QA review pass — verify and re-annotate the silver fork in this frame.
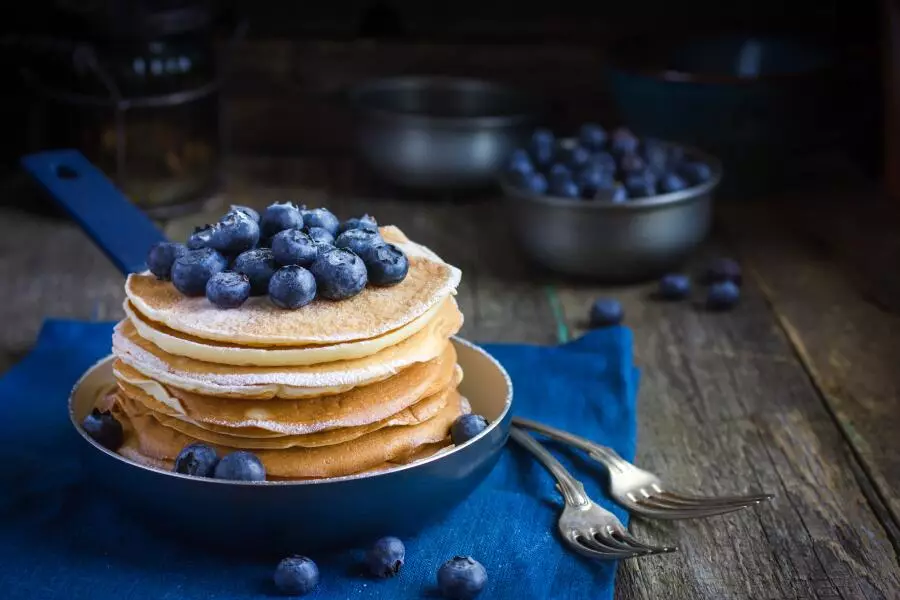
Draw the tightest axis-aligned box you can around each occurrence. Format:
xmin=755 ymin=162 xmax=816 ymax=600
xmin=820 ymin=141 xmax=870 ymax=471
xmin=513 ymin=417 xmax=773 ymax=520
xmin=509 ymin=427 xmax=677 ymax=560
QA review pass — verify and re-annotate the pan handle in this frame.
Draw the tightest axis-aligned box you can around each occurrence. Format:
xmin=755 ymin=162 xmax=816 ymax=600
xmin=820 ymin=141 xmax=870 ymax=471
xmin=20 ymin=149 xmax=167 ymax=276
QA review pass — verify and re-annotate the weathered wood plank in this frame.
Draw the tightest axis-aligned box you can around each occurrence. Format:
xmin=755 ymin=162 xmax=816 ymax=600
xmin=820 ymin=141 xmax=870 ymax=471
xmin=554 ymin=234 xmax=900 ymax=599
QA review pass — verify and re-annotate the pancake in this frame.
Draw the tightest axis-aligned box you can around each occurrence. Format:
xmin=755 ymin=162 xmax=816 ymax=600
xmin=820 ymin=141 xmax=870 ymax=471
xmin=112 ymin=344 xmax=461 ymax=436
xmin=111 ymin=390 xmax=467 ymax=479
xmin=125 ymin=226 xmax=461 ymax=347
xmin=113 ymin=299 xmax=463 ymax=399
xmin=115 ymin=384 xmax=453 ymax=449
xmin=123 ymin=295 xmax=447 ymax=367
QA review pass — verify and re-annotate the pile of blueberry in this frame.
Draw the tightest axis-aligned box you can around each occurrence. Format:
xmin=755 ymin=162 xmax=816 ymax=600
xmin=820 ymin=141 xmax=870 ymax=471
xmin=146 ymin=204 xmax=410 ymax=310
xmin=505 ymin=124 xmax=713 ymax=202
xmin=273 ymin=540 xmax=487 ymax=598
xmin=587 ymin=258 xmax=742 ymax=328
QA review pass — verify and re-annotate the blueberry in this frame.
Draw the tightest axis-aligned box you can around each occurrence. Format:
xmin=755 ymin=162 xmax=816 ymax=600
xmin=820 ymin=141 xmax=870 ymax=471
xmin=366 ymin=536 xmax=405 ymax=578
xmin=206 ymin=210 xmax=260 ymax=255
xmin=577 ymin=165 xmax=614 ymax=198
xmin=589 ymin=152 xmax=617 ymax=174
xmin=610 ymin=183 xmax=629 ymax=203
xmin=147 ymin=241 xmax=187 ymax=280
xmin=437 ymin=556 xmax=487 ymax=600
xmin=611 ymin=127 xmax=640 ymax=155
xmin=547 ymin=163 xmax=571 ymax=184
xmin=232 ymin=248 xmax=278 ymax=296
xmin=214 ymin=451 xmax=266 ymax=481
xmin=269 ymin=265 xmax=317 ymax=309
xmin=187 ymin=224 xmax=214 ymax=250
xmin=589 ymin=298 xmax=624 ymax=327
xmin=172 ymin=248 xmax=228 ymax=296
xmin=335 ymin=227 xmax=383 ymax=256
xmin=659 ymin=172 xmax=689 ymax=194
xmin=206 ymin=271 xmax=251 ymax=309
xmin=549 ymin=177 xmax=580 ymax=199
xmin=529 ymin=129 xmax=555 ymax=166
xmin=624 ymin=172 xmax=657 ymax=198
xmin=173 ymin=442 xmax=219 ymax=477
xmin=579 ymin=123 xmax=608 ymax=150
xmin=617 ymin=152 xmax=646 ymax=177
xmin=641 ymin=138 xmax=670 ymax=175
xmin=271 ymin=229 xmax=318 ymax=267
xmin=361 ymin=243 xmax=409 ymax=286
xmin=679 ymin=161 xmax=713 ymax=185
xmin=658 ymin=274 xmax=691 ymax=300
xmin=704 ymin=257 xmax=742 ymax=285
xmin=450 ymin=414 xmax=488 ymax=445
xmin=306 ymin=226 xmax=335 ymax=246
xmin=230 ymin=204 xmax=260 ymax=223
xmin=506 ymin=149 xmax=533 ymax=176
xmin=521 ymin=171 xmax=548 ymax=195
xmin=260 ymin=202 xmax=304 ymax=239
xmin=338 ymin=214 xmax=378 ymax=235
xmin=310 ymin=248 xmax=368 ymax=299
xmin=707 ymin=280 xmax=740 ymax=310
xmin=302 ymin=208 xmax=340 ymax=237
xmin=274 ymin=556 xmax=319 ymax=596
xmin=530 ymin=128 xmax=555 ymax=149
xmin=82 ymin=408 xmax=123 ymax=451
xmin=563 ymin=145 xmax=591 ymax=170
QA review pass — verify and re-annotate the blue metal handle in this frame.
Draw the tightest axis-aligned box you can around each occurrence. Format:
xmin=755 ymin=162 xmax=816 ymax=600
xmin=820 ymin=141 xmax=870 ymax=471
xmin=20 ymin=149 xmax=168 ymax=276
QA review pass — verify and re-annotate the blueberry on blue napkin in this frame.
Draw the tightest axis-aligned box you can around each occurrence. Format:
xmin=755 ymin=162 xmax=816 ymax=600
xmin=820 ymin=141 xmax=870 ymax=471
xmin=0 ymin=320 xmax=637 ymax=600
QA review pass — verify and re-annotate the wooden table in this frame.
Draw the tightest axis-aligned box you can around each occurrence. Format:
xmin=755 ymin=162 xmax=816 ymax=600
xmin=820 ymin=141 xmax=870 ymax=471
xmin=2 ymin=156 xmax=899 ymax=599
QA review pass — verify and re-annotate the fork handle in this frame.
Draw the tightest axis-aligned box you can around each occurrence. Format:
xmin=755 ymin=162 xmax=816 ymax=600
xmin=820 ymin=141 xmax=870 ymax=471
xmin=509 ymin=427 xmax=589 ymax=507
xmin=512 ymin=417 xmax=628 ymax=472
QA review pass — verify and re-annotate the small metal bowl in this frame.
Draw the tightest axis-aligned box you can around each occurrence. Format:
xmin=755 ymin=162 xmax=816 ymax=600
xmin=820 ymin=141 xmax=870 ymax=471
xmin=70 ymin=337 xmax=512 ymax=556
xmin=500 ymin=144 xmax=722 ymax=281
xmin=348 ymin=76 xmax=539 ymax=189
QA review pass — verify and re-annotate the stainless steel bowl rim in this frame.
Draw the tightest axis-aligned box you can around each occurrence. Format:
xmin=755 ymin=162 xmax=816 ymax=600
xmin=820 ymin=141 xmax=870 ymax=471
xmin=500 ymin=143 xmax=723 ymax=211
xmin=348 ymin=75 xmax=539 ymax=130
xmin=69 ymin=336 xmax=513 ymax=487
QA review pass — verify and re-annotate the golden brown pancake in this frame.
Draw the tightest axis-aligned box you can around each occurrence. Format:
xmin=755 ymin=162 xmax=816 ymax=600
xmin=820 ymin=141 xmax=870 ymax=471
xmin=125 ymin=226 xmax=461 ymax=347
xmin=112 ymin=300 xmax=463 ymax=399
xmin=111 ymin=344 xmax=460 ymax=436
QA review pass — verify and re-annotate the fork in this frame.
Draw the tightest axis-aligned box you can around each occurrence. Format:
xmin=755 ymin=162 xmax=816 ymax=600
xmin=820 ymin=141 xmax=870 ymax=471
xmin=513 ymin=417 xmax=773 ymax=519
xmin=509 ymin=427 xmax=677 ymax=560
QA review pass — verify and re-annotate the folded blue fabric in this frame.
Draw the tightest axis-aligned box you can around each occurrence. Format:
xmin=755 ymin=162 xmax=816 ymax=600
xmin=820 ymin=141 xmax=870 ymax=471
xmin=0 ymin=320 xmax=637 ymax=600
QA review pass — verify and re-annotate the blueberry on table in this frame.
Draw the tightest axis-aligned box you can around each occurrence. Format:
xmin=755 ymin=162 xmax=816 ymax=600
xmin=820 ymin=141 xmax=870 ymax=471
xmin=704 ymin=257 xmax=742 ymax=285
xmin=450 ymin=414 xmax=489 ymax=445
xmin=610 ymin=183 xmax=629 ymax=203
xmin=624 ymin=172 xmax=657 ymax=199
xmin=361 ymin=243 xmax=409 ymax=286
xmin=366 ymin=536 xmax=405 ymax=578
xmin=269 ymin=265 xmax=317 ymax=309
xmin=589 ymin=298 xmax=624 ymax=328
xmin=437 ymin=556 xmax=487 ymax=599
xmin=271 ymin=229 xmax=318 ymax=267
xmin=232 ymin=248 xmax=278 ymax=296
xmin=658 ymin=274 xmax=691 ymax=300
xmin=338 ymin=214 xmax=378 ymax=234
xmin=306 ymin=226 xmax=335 ymax=247
xmin=610 ymin=127 xmax=640 ymax=156
xmin=549 ymin=177 xmax=580 ymax=199
xmin=147 ymin=241 xmax=186 ymax=280
xmin=706 ymin=280 xmax=740 ymax=310
xmin=506 ymin=149 xmax=533 ymax=175
xmin=659 ymin=172 xmax=689 ymax=194
xmin=82 ymin=409 xmax=124 ymax=451
xmin=173 ymin=443 xmax=219 ymax=477
xmin=579 ymin=123 xmax=608 ymax=150
xmin=206 ymin=271 xmax=251 ymax=309
xmin=172 ymin=248 xmax=228 ymax=296
xmin=302 ymin=207 xmax=340 ymax=237
xmin=214 ymin=451 xmax=266 ymax=481
xmin=206 ymin=209 xmax=260 ymax=255
xmin=678 ymin=161 xmax=713 ymax=185
xmin=260 ymin=202 xmax=304 ymax=239
xmin=230 ymin=204 xmax=260 ymax=223
xmin=335 ymin=227 xmax=383 ymax=256
xmin=274 ymin=556 xmax=319 ymax=596
xmin=520 ymin=171 xmax=548 ymax=195
xmin=186 ymin=224 xmax=214 ymax=250
xmin=311 ymin=247 xmax=368 ymax=299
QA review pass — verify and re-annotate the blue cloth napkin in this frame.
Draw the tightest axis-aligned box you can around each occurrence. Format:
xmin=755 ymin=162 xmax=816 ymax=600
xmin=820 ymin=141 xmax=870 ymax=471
xmin=0 ymin=320 xmax=637 ymax=600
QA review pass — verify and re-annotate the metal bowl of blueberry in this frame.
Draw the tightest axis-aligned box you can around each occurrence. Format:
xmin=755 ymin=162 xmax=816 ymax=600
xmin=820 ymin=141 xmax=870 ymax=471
xmin=499 ymin=124 xmax=722 ymax=281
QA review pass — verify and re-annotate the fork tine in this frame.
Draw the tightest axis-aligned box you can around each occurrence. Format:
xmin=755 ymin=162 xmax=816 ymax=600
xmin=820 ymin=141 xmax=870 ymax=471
xmin=634 ymin=498 xmax=757 ymax=519
xmin=609 ymin=530 xmax=678 ymax=555
xmin=660 ymin=491 xmax=774 ymax=506
xmin=644 ymin=494 xmax=764 ymax=511
xmin=592 ymin=530 xmax=650 ymax=554
xmin=574 ymin=534 xmax=642 ymax=559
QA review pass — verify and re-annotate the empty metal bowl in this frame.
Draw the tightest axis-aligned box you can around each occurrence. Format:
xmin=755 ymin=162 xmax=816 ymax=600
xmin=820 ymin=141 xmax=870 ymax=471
xmin=348 ymin=76 xmax=539 ymax=189
xmin=500 ymin=143 xmax=722 ymax=281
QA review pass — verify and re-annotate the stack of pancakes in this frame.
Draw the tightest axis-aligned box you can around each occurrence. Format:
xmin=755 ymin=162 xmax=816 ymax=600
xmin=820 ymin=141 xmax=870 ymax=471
xmin=106 ymin=226 xmax=466 ymax=480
